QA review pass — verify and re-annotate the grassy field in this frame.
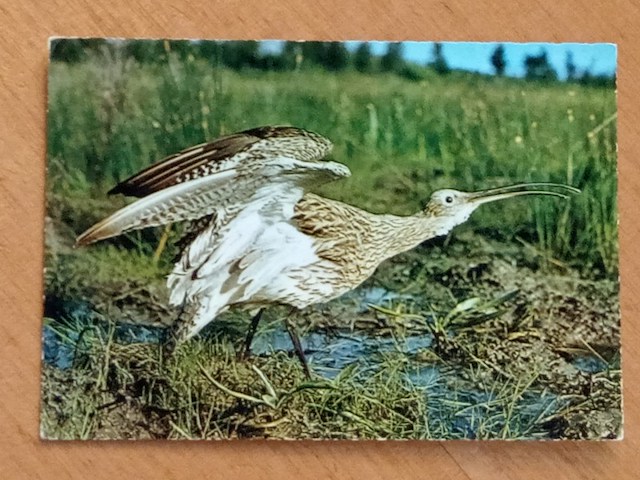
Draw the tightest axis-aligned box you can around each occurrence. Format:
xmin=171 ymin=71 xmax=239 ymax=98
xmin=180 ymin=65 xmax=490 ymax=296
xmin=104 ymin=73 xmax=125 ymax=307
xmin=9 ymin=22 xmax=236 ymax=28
xmin=47 ymin=52 xmax=617 ymax=274
xmin=42 ymin=51 xmax=620 ymax=440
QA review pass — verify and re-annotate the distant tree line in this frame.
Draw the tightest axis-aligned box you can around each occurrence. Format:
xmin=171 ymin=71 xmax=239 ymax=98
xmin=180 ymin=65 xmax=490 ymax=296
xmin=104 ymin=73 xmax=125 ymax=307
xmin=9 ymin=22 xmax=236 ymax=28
xmin=489 ymin=44 xmax=615 ymax=87
xmin=49 ymin=39 xmax=615 ymax=87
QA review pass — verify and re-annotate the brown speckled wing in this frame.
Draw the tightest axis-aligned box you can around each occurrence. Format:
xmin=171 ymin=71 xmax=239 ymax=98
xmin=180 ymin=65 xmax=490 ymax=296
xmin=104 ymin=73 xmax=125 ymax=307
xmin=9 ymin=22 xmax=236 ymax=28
xmin=108 ymin=126 xmax=333 ymax=197
xmin=75 ymin=126 xmax=345 ymax=246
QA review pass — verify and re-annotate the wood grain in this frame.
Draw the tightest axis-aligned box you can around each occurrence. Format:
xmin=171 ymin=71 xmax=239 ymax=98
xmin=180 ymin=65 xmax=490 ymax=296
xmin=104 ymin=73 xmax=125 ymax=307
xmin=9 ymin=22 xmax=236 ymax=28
xmin=1 ymin=1 xmax=638 ymax=478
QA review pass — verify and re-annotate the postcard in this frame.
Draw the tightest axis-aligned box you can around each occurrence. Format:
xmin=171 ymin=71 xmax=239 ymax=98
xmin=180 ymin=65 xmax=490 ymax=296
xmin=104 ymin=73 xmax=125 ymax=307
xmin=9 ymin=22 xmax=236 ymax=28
xmin=42 ymin=38 xmax=620 ymax=440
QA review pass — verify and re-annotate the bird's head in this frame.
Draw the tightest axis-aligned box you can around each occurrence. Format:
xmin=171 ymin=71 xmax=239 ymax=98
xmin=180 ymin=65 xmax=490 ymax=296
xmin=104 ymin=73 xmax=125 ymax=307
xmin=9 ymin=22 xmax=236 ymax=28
xmin=423 ymin=183 xmax=580 ymax=236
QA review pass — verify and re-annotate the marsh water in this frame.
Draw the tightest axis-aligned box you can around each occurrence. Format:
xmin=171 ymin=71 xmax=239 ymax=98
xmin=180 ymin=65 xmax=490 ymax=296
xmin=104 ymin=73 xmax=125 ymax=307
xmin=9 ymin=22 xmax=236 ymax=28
xmin=43 ymin=278 xmax=614 ymax=440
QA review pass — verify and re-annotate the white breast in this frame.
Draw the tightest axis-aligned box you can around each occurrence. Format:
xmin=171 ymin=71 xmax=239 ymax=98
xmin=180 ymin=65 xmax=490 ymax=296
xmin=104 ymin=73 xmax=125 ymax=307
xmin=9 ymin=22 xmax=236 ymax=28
xmin=167 ymin=203 xmax=337 ymax=339
xmin=243 ymin=222 xmax=338 ymax=307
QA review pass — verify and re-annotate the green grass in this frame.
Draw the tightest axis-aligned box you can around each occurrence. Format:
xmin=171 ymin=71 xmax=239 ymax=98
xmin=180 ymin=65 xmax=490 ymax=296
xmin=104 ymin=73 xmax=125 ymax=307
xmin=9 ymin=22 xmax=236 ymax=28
xmin=41 ymin=315 xmax=567 ymax=440
xmin=42 ymin=51 xmax=621 ymax=440
xmin=41 ymin=235 xmax=621 ymax=440
xmin=47 ymin=52 xmax=618 ymax=276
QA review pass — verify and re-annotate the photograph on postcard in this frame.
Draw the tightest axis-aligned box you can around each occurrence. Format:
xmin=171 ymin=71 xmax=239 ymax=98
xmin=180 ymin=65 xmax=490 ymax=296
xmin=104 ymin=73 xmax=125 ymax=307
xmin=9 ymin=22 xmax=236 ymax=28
xmin=42 ymin=38 xmax=620 ymax=440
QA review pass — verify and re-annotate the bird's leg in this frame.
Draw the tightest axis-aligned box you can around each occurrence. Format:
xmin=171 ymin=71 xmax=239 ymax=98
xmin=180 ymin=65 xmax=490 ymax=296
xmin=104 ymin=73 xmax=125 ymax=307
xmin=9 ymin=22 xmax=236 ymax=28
xmin=161 ymin=302 xmax=189 ymax=364
xmin=161 ymin=327 xmax=178 ymax=367
xmin=238 ymin=308 xmax=264 ymax=360
xmin=284 ymin=313 xmax=311 ymax=379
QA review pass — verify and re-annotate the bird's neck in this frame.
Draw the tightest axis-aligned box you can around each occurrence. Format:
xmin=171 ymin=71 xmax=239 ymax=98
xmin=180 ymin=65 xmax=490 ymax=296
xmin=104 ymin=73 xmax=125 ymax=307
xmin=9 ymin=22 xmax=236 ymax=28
xmin=377 ymin=212 xmax=449 ymax=260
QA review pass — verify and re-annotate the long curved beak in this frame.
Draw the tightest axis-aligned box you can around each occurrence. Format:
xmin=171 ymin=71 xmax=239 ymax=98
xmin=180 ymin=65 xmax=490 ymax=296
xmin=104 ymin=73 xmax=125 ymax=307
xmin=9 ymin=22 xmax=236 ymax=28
xmin=467 ymin=183 xmax=580 ymax=205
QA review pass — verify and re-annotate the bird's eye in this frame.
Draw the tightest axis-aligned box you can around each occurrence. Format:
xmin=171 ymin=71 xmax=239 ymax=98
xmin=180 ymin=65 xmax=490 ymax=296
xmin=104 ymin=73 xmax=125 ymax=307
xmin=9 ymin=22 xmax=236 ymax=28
xmin=445 ymin=196 xmax=454 ymax=204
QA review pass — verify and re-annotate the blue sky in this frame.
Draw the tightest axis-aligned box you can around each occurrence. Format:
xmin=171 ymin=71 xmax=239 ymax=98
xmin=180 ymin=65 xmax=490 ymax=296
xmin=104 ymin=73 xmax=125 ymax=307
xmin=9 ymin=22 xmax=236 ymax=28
xmin=261 ymin=41 xmax=616 ymax=80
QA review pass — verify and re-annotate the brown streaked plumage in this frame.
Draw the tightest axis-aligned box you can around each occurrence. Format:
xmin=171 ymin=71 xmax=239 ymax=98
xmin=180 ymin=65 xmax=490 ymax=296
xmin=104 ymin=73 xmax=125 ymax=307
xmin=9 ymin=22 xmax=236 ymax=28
xmin=76 ymin=125 xmax=579 ymax=373
xmin=107 ymin=125 xmax=332 ymax=197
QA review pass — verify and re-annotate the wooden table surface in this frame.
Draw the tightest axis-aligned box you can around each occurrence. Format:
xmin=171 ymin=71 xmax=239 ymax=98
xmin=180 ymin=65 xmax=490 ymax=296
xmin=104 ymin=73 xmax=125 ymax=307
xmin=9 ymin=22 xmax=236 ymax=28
xmin=1 ymin=1 xmax=638 ymax=478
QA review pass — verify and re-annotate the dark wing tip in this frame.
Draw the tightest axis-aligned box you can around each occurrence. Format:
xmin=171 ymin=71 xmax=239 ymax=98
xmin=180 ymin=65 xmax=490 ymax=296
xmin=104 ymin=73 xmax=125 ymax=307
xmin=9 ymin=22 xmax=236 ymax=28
xmin=107 ymin=183 xmax=127 ymax=196
xmin=107 ymin=182 xmax=145 ymax=197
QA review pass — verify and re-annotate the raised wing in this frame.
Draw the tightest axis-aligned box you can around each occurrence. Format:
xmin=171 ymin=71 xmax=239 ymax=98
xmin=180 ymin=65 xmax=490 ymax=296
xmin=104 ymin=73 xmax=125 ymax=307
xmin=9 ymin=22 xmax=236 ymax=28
xmin=108 ymin=125 xmax=334 ymax=197
xmin=75 ymin=126 xmax=350 ymax=247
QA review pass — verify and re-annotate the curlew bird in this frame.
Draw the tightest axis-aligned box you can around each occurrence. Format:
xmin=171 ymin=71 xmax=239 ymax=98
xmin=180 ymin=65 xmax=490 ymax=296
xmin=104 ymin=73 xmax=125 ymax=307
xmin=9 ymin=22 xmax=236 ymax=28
xmin=76 ymin=125 xmax=579 ymax=375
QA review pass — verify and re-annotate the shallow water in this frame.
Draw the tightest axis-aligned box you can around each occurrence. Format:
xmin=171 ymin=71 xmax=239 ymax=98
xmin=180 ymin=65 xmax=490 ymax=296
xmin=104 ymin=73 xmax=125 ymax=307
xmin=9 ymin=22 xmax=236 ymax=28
xmin=42 ymin=286 xmax=427 ymax=374
xmin=42 ymin=287 xmax=569 ymax=439
xmin=348 ymin=286 xmax=417 ymax=313
xmin=251 ymin=326 xmax=433 ymax=379
xmin=42 ymin=315 xmax=434 ymax=376
xmin=42 ymin=325 xmax=76 ymax=370
xmin=42 ymin=320 xmax=166 ymax=369
xmin=571 ymin=354 xmax=609 ymax=373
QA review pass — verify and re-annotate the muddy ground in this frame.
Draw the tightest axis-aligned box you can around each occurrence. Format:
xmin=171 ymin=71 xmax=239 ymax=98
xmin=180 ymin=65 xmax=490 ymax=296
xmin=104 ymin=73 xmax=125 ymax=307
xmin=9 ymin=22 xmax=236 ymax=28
xmin=41 ymin=220 xmax=621 ymax=440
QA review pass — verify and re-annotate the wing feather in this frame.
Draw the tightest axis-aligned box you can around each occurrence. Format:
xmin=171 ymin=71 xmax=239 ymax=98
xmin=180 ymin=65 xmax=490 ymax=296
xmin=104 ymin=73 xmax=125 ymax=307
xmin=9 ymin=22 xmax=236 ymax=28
xmin=108 ymin=125 xmax=333 ymax=197
xmin=75 ymin=126 xmax=349 ymax=247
